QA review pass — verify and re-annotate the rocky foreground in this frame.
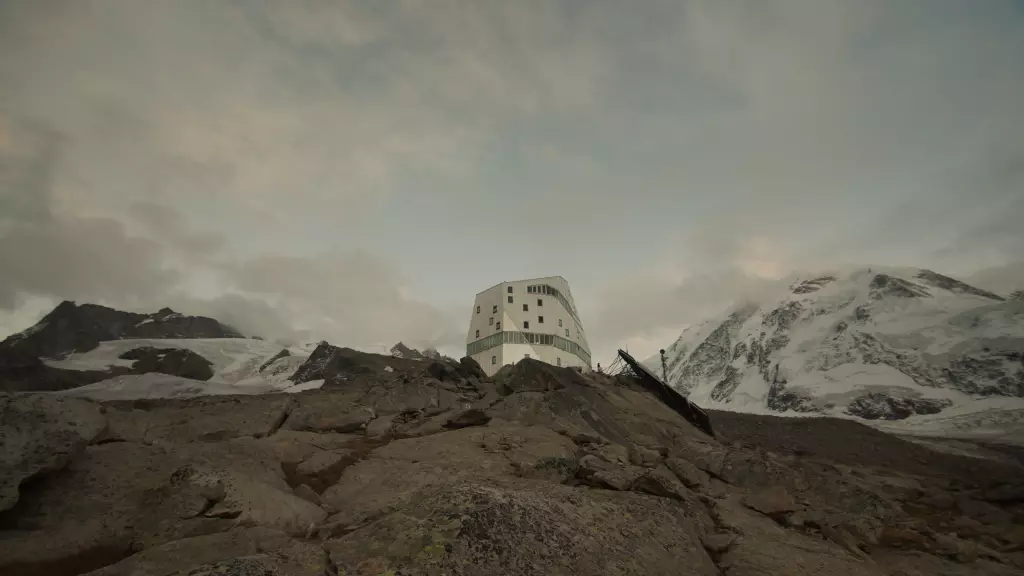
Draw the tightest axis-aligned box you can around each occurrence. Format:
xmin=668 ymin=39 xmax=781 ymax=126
xmin=3 ymin=344 xmax=1024 ymax=576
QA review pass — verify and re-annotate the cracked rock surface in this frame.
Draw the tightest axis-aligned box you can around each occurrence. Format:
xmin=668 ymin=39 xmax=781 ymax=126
xmin=2 ymin=347 xmax=1023 ymax=576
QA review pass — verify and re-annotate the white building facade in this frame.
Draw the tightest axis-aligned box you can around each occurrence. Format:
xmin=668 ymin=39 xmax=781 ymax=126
xmin=466 ymin=276 xmax=592 ymax=376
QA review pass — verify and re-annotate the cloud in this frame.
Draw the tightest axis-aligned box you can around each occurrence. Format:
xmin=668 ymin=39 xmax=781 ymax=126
xmin=0 ymin=117 xmax=460 ymax=351
xmin=965 ymin=262 xmax=1024 ymax=296
xmin=228 ymin=251 xmax=463 ymax=350
xmin=1 ymin=0 xmax=1022 ymax=366
xmin=0 ymin=121 xmax=178 ymax=309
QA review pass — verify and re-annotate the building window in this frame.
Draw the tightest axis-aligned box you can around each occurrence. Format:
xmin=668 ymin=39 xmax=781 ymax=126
xmin=522 ymin=303 xmax=528 ymax=312
xmin=491 ymin=355 xmax=496 ymax=365
xmin=538 ymin=316 xmax=544 ymax=324
xmin=476 ymin=306 xmax=480 ymax=314
xmin=524 ymin=321 xmax=529 ymax=329
xmin=475 ymin=329 xmax=480 ymax=338
xmin=508 ymin=296 xmax=513 ymax=304
xmin=492 ymin=305 xmax=497 ymax=314
xmin=538 ymin=299 xmax=542 ymax=306
xmin=489 ymin=317 xmax=494 ymax=325
xmin=508 ymin=286 xmax=513 ymax=293
xmin=496 ymin=322 xmax=501 ymax=330
xmin=558 ymin=319 xmax=563 ymax=327
xmin=565 ymin=329 xmax=570 ymax=337
xmin=557 ymin=357 xmax=562 ymax=366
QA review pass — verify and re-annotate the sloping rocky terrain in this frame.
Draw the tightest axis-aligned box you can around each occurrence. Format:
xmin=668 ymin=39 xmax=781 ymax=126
xmin=651 ymin=267 xmax=1024 ymax=437
xmin=3 ymin=343 xmax=1024 ymax=576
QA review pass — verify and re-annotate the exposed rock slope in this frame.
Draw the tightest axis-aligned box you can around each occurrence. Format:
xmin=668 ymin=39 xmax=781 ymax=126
xmin=0 ymin=301 xmax=243 ymax=359
xmin=651 ymin=267 xmax=1024 ymax=436
xmin=0 ymin=302 xmax=247 ymax=393
xmin=2 ymin=347 xmax=1023 ymax=575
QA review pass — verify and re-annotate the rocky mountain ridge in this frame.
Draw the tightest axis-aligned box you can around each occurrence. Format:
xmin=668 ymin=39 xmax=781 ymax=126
xmin=3 ymin=345 xmax=1024 ymax=575
xmin=650 ymin=267 xmax=1024 ymax=434
xmin=0 ymin=301 xmax=243 ymax=359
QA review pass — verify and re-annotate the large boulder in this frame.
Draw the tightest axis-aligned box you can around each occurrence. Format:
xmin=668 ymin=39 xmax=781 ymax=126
xmin=320 ymin=422 xmax=576 ymax=528
xmin=326 ymin=480 xmax=719 ymax=576
xmin=0 ymin=439 xmax=326 ymax=576
xmin=0 ymin=393 xmax=106 ymax=512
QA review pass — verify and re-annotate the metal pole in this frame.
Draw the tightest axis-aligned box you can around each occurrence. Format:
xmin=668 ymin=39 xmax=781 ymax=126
xmin=659 ymin=349 xmax=668 ymax=383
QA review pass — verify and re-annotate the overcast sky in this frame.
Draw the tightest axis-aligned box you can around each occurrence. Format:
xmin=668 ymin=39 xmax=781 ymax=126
xmin=1 ymin=0 xmax=1022 ymax=365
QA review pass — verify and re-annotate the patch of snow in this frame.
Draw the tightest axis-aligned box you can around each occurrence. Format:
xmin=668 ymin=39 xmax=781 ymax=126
xmin=656 ymin=265 xmax=1024 ymax=440
xmin=57 ymin=373 xmax=274 ymax=401
xmin=280 ymin=379 xmax=324 ymax=394
xmin=134 ymin=318 xmax=155 ymax=327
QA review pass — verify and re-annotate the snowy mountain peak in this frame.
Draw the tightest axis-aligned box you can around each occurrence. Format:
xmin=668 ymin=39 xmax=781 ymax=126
xmin=0 ymin=301 xmax=243 ymax=359
xmin=653 ymin=267 xmax=1024 ymax=435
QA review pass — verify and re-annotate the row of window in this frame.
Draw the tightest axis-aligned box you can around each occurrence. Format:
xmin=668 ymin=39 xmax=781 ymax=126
xmin=467 ymin=330 xmax=592 ymax=366
xmin=477 ymin=321 xmax=570 ymax=339
xmin=491 ymin=355 xmax=564 ymax=366
xmin=528 ymin=284 xmax=584 ymax=332
xmin=478 ymin=326 xmax=571 ymax=338
xmin=480 ymin=297 xmax=550 ymax=311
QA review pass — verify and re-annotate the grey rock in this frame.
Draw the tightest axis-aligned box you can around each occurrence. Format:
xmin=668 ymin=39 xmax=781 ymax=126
xmin=743 ymin=485 xmax=799 ymax=518
xmin=365 ymin=412 xmax=396 ymax=439
xmin=295 ymin=449 xmax=357 ymax=492
xmin=0 ymin=393 xmax=106 ymax=512
xmin=282 ymin=393 xmax=372 ymax=433
xmin=326 ymin=480 xmax=719 ymax=576
xmin=104 ymin=394 xmax=294 ymax=443
xmin=258 ymin=348 xmax=290 ymax=373
xmin=701 ymin=532 xmax=737 ymax=554
xmin=666 ymin=457 xmax=709 ymax=489
xmin=631 ymin=466 xmax=690 ymax=501
xmin=443 ymin=408 xmax=491 ymax=429
xmin=80 ymin=527 xmax=300 ymax=576
xmin=846 ymin=392 xmax=953 ymax=420
xmin=321 ymin=423 xmax=575 ymax=525
xmin=629 ymin=445 xmax=663 ymax=468
xmin=292 ymin=484 xmax=321 ymax=506
xmin=577 ymin=454 xmax=644 ymax=491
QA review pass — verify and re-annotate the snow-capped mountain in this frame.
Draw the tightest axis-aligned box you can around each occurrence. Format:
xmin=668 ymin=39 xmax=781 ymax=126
xmin=649 ymin=267 xmax=1024 ymax=437
xmin=0 ymin=301 xmax=243 ymax=359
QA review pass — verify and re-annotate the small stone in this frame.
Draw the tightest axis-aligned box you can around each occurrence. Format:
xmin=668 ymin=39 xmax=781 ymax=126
xmin=297 ymin=451 xmax=353 ymax=478
xmin=933 ymin=533 xmax=980 ymax=563
xmin=577 ymin=455 xmax=643 ymax=491
xmin=665 ymin=457 xmax=709 ymax=489
xmin=743 ymin=486 xmax=799 ymax=518
xmin=630 ymin=446 xmax=663 ymax=468
xmin=365 ymin=413 xmax=396 ymax=439
xmin=701 ymin=533 xmax=737 ymax=554
xmin=631 ymin=467 xmax=690 ymax=500
xmin=569 ymin=431 xmax=603 ymax=445
xmin=443 ymin=408 xmax=491 ymax=429
xmin=293 ymin=484 xmax=322 ymax=506
xmin=879 ymin=526 xmax=930 ymax=551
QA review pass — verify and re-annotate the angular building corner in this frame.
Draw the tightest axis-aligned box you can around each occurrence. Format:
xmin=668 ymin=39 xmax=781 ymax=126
xmin=466 ymin=276 xmax=592 ymax=376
